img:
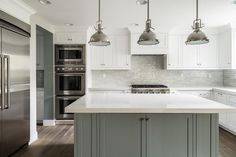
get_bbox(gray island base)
[74,113,219,157]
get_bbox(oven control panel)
[55,66,86,73]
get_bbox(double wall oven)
[55,44,86,120]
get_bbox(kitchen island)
[65,93,235,157]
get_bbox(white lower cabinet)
[213,91,236,134]
[214,92,228,127]
[177,90,212,99]
[227,95,236,132]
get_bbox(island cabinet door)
[98,114,145,157]
[146,114,193,157]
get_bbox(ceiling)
[22,0,236,31]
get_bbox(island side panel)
[74,113,219,157]
[194,114,219,157]
[74,114,93,157]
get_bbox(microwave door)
[58,48,83,61]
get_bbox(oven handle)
[56,96,81,100]
[58,48,82,51]
[55,73,85,76]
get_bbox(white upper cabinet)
[129,26,168,55]
[198,34,219,68]
[54,32,86,44]
[167,35,180,68]
[218,26,236,69]
[89,28,130,70]
[167,32,219,69]
[181,35,199,68]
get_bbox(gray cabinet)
[75,113,219,157]
[146,114,192,157]
[99,114,143,157]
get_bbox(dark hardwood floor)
[12,125,236,157]
[12,125,74,157]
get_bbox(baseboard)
[43,120,56,126]
[29,131,38,145]
[219,125,236,136]
[55,120,74,125]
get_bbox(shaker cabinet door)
[146,114,192,157]
[182,36,198,68]
[198,34,218,69]
[99,114,143,157]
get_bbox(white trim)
[29,131,38,145]
[0,0,36,24]
[43,120,56,126]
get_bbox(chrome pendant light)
[185,0,209,45]
[89,0,110,46]
[137,0,159,45]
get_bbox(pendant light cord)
[196,0,198,20]
[98,0,101,22]
[147,0,150,20]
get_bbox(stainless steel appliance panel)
[55,45,85,65]
[55,73,85,96]
[55,96,80,119]
[1,28,30,157]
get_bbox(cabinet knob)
[140,118,145,121]
[145,118,150,121]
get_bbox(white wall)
[29,14,54,144]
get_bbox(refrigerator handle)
[1,55,4,110]
[4,55,10,109]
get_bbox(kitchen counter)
[65,93,235,113]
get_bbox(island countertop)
[65,93,235,113]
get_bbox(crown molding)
[0,0,36,24]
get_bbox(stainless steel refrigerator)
[0,11,30,157]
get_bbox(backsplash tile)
[223,70,236,87]
[92,56,224,88]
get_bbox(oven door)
[56,73,85,96]
[56,47,85,65]
[55,96,81,120]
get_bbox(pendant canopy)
[186,0,209,45]
[137,0,159,45]
[89,0,110,46]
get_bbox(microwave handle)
[57,96,81,100]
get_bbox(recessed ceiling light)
[65,23,74,26]
[39,0,51,5]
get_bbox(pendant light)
[137,0,159,45]
[89,0,110,46]
[185,0,209,45]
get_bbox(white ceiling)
[22,0,236,31]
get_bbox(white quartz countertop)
[65,93,235,113]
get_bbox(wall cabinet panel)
[90,29,130,70]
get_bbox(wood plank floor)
[12,125,236,157]
[12,125,74,157]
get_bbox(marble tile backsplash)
[223,70,236,87]
[92,56,224,88]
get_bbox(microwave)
[55,44,85,65]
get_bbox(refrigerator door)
[0,28,2,157]
[1,28,30,157]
